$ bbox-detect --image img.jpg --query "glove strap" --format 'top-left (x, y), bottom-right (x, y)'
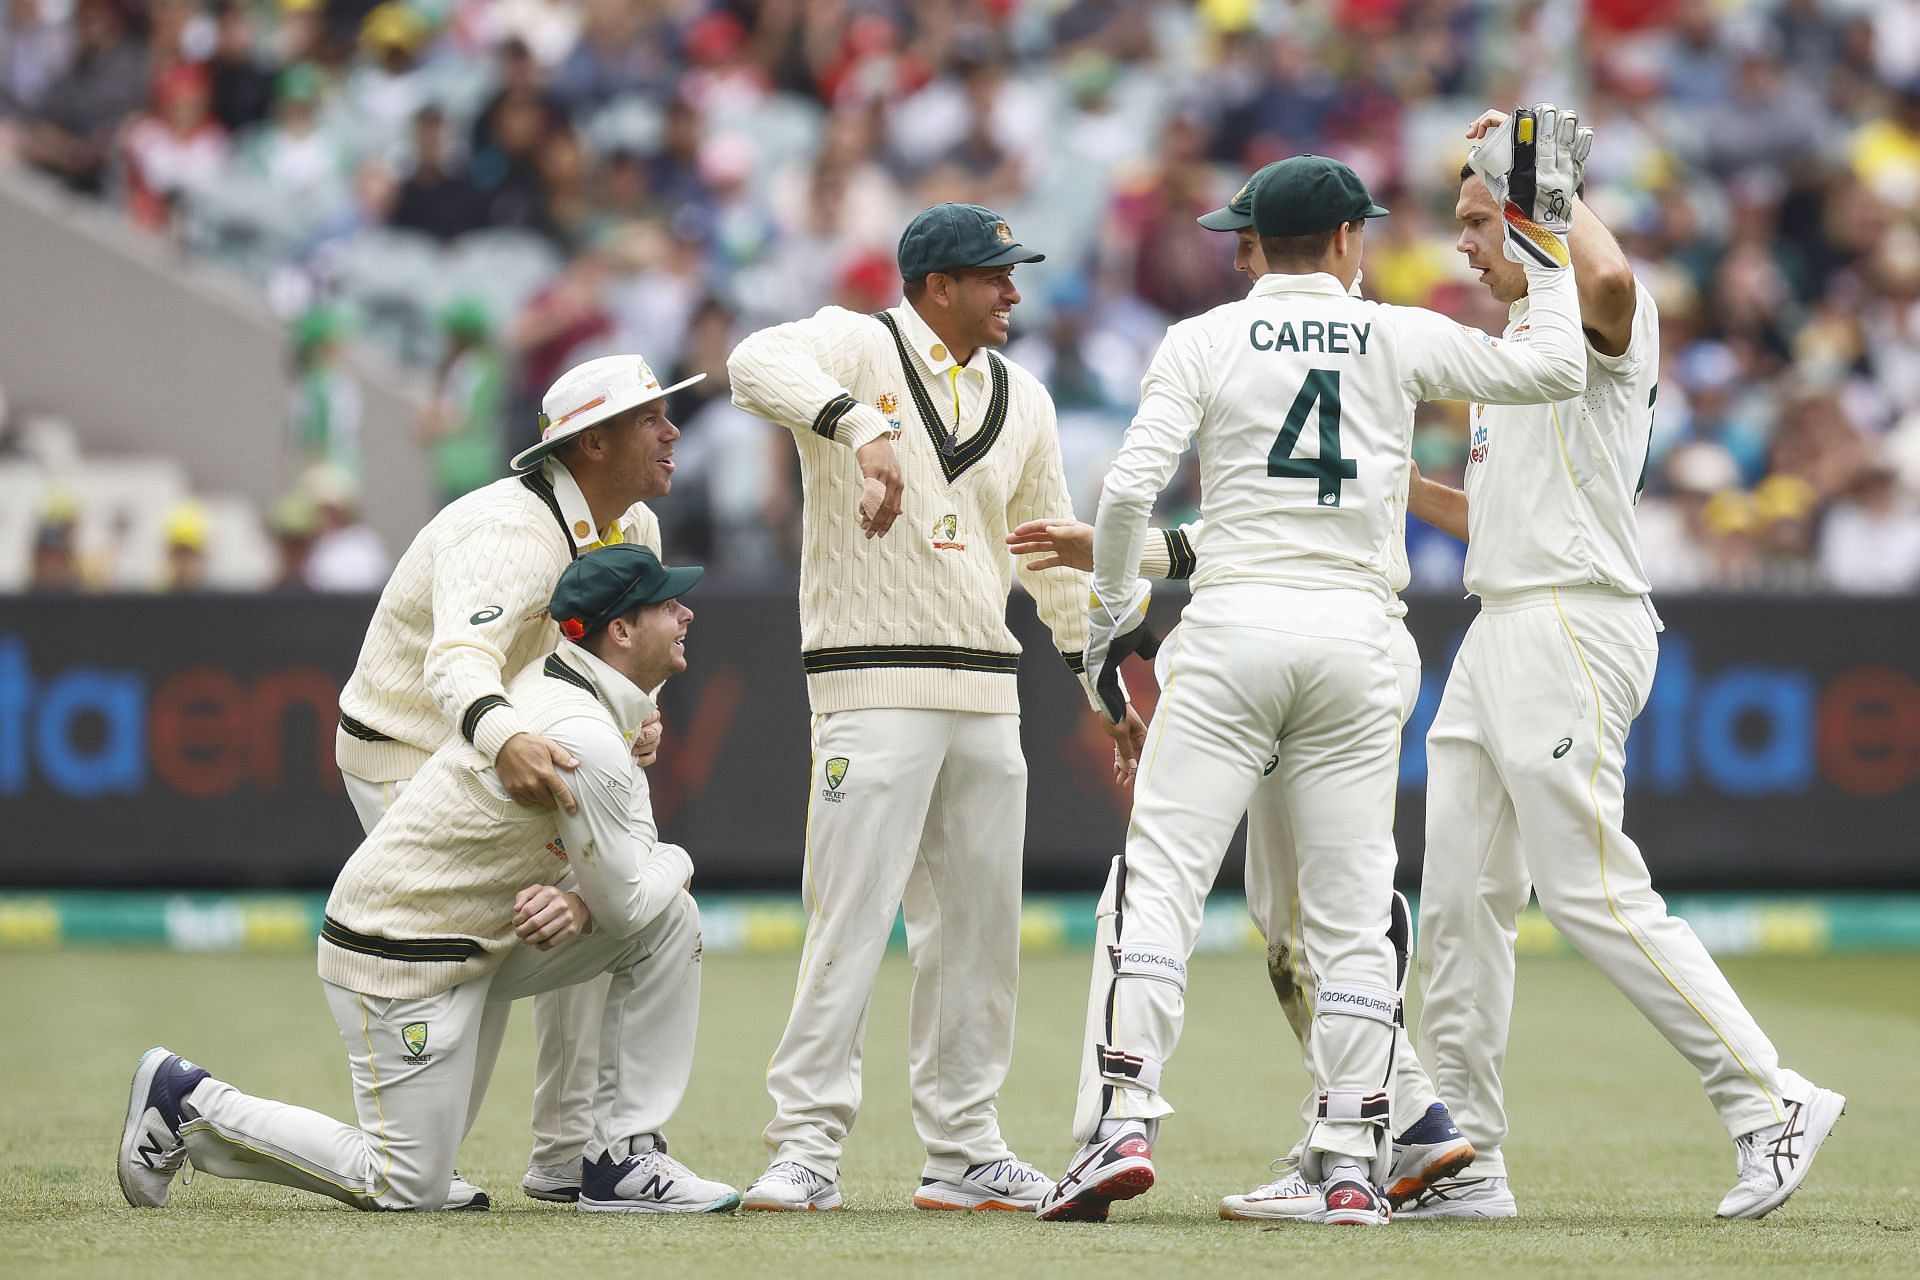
top-left (1502, 203), bottom-right (1570, 269)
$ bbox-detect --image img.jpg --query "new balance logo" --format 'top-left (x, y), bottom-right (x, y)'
top-left (137, 1134), bottom-right (169, 1169)
top-left (637, 1174), bottom-right (675, 1200)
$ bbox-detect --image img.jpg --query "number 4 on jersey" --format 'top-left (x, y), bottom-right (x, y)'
top-left (1268, 368), bottom-right (1356, 507)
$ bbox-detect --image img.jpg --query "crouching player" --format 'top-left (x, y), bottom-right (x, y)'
top-left (117, 546), bottom-right (736, 1214)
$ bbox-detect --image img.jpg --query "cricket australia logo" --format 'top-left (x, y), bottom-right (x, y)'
top-left (400, 1022), bottom-right (431, 1064)
top-left (993, 221), bottom-right (1013, 245)
top-left (931, 513), bottom-right (965, 551)
top-left (821, 756), bottom-right (850, 803)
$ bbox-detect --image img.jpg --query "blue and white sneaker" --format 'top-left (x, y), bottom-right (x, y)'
top-left (1395, 1175), bottom-right (1517, 1219)
top-left (444, 1171), bottom-right (490, 1211)
top-left (117, 1047), bottom-right (209, 1208)
top-left (1384, 1102), bottom-right (1477, 1207)
top-left (578, 1140), bottom-right (740, 1214)
top-left (914, 1156), bottom-right (1054, 1211)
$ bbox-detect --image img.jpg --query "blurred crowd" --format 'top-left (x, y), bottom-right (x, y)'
top-left (4, 0), bottom-right (1920, 594)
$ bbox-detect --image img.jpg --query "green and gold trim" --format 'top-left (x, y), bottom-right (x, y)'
top-left (338, 714), bottom-right (394, 743)
top-left (1164, 528), bottom-right (1197, 580)
top-left (320, 915), bottom-right (484, 963)
top-left (459, 695), bottom-right (510, 745)
top-left (802, 643), bottom-right (1019, 675)
top-left (873, 311), bottom-right (1009, 483)
top-left (543, 652), bottom-right (597, 694)
top-left (811, 393), bottom-right (858, 441)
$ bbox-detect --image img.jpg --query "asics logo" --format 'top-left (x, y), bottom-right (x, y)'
top-left (1553, 738), bottom-right (1573, 758)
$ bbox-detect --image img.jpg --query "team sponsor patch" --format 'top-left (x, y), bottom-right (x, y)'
top-left (1469, 405), bottom-right (1489, 466)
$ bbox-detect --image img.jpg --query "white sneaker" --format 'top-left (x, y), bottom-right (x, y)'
top-left (522, 1160), bottom-right (583, 1204)
top-left (914, 1156), bottom-right (1054, 1211)
top-left (444, 1170), bottom-right (490, 1211)
top-left (1220, 1166), bottom-right (1327, 1222)
top-left (578, 1145), bottom-right (739, 1214)
top-left (1394, 1175), bottom-right (1517, 1219)
top-left (117, 1048), bottom-right (208, 1208)
top-left (741, 1160), bottom-right (843, 1212)
top-left (1717, 1087), bottom-right (1846, 1220)
top-left (1035, 1122), bottom-right (1155, 1223)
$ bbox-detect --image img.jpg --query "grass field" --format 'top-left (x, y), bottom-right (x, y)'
top-left (1, 947), bottom-right (1914, 1279)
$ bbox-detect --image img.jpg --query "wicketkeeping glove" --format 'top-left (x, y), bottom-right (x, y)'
top-left (1081, 580), bottom-right (1160, 723)
top-left (1467, 102), bottom-right (1593, 271)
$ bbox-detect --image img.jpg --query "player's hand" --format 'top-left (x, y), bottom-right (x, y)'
top-left (1467, 102), bottom-right (1592, 270)
top-left (496, 731), bottom-right (580, 814)
top-left (631, 711), bottom-right (664, 769)
top-left (1006, 519), bottom-right (1093, 571)
top-left (1464, 108), bottom-right (1509, 141)
top-left (1080, 579), bottom-right (1159, 723)
top-left (854, 436), bottom-right (904, 538)
top-left (1100, 704), bottom-right (1147, 784)
top-left (512, 884), bottom-right (591, 950)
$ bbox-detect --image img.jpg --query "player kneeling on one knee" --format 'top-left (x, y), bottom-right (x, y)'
top-left (117, 547), bottom-right (738, 1214)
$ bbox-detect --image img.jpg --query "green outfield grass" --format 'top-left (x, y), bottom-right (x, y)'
top-left (1, 948), bottom-right (1913, 1279)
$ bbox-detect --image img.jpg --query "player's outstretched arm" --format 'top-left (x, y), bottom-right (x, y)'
top-left (1408, 462), bottom-right (1468, 542)
top-left (1009, 518), bottom-right (1201, 580)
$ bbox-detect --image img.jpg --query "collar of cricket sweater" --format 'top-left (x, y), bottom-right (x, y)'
top-left (545, 639), bottom-right (656, 740)
top-left (1249, 271), bottom-right (1350, 298)
top-left (891, 300), bottom-right (992, 384)
top-left (542, 458), bottom-right (627, 551)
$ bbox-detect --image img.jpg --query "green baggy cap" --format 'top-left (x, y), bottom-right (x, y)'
top-left (1197, 159), bottom-right (1288, 231)
top-left (550, 545), bottom-right (702, 641)
top-left (897, 203), bottom-right (1045, 281)
top-left (1250, 155), bottom-right (1390, 237)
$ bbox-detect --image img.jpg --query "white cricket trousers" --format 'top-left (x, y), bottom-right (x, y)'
top-left (176, 891), bottom-right (703, 1211)
top-left (343, 773), bottom-right (609, 1172)
top-left (762, 708), bottom-right (1025, 1180)
top-left (1074, 584), bottom-right (1404, 1162)
top-left (1238, 619), bottom-right (1442, 1149)
top-left (1417, 587), bottom-right (1800, 1180)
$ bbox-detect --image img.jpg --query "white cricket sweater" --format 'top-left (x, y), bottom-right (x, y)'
top-left (334, 459), bottom-right (660, 783)
top-left (727, 301), bottom-right (1089, 714)
top-left (319, 641), bottom-right (693, 999)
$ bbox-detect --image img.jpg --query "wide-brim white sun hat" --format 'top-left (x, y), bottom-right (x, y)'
top-left (511, 354), bottom-right (705, 472)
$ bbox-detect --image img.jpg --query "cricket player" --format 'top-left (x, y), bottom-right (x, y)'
top-left (1005, 164), bottom-right (1472, 1226)
top-left (118, 545), bottom-right (737, 1214)
top-left (725, 202), bottom-right (1146, 1213)
top-left (332, 352), bottom-right (693, 1207)
top-left (1036, 124), bottom-right (1592, 1226)
top-left (1401, 107), bottom-right (1845, 1220)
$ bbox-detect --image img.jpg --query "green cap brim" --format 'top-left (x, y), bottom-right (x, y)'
top-left (645, 564), bottom-right (703, 605)
top-left (1196, 206), bottom-right (1252, 231)
top-left (1362, 202), bottom-right (1391, 219)
top-left (962, 245), bottom-right (1046, 270)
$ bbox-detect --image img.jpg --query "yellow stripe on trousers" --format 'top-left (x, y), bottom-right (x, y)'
top-left (1549, 588), bottom-right (1780, 1124)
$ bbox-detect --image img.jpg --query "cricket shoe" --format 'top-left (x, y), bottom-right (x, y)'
top-left (1322, 1174), bottom-right (1391, 1227)
top-left (118, 1047), bottom-right (209, 1208)
top-left (1394, 1175), bottom-right (1517, 1219)
top-left (577, 1143), bottom-right (740, 1214)
top-left (1219, 1166), bottom-right (1326, 1222)
top-left (741, 1160), bottom-right (843, 1211)
top-left (444, 1171), bottom-right (490, 1211)
top-left (1384, 1102), bottom-right (1477, 1207)
top-left (1717, 1087), bottom-right (1846, 1220)
top-left (1034, 1122), bottom-right (1155, 1223)
top-left (914, 1156), bottom-right (1054, 1211)
top-left (522, 1159), bottom-right (583, 1203)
